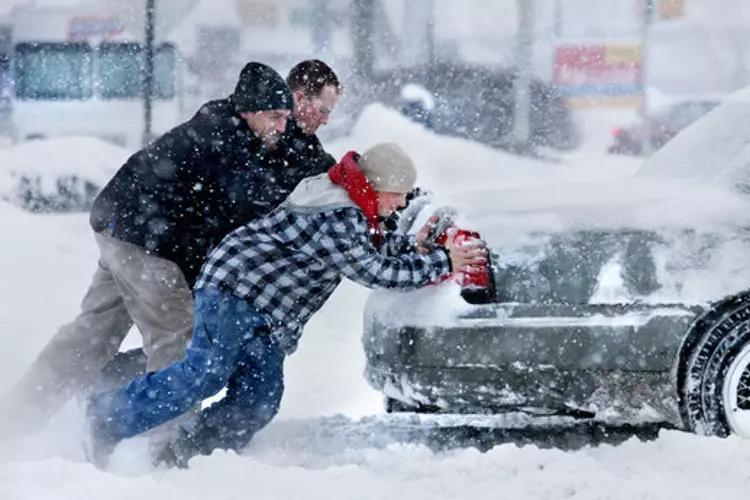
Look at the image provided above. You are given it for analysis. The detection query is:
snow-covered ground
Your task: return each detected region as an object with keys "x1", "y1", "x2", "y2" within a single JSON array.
[{"x1": 2, "y1": 106, "x2": 750, "y2": 499}]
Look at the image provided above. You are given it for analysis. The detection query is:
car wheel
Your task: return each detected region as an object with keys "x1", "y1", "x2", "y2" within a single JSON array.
[
  {"x1": 680, "y1": 299, "x2": 750, "y2": 437},
  {"x1": 723, "y1": 341, "x2": 750, "y2": 437},
  {"x1": 384, "y1": 397, "x2": 415, "y2": 413}
]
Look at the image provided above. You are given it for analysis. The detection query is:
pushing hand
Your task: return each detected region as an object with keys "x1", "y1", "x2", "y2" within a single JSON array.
[{"x1": 444, "y1": 230, "x2": 488, "y2": 272}]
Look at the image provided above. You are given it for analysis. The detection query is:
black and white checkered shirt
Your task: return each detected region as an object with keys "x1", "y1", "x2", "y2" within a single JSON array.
[{"x1": 195, "y1": 175, "x2": 452, "y2": 353}]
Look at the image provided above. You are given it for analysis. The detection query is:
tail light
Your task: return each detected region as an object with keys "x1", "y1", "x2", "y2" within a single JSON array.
[
  {"x1": 423, "y1": 207, "x2": 494, "y2": 302},
  {"x1": 434, "y1": 229, "x2": 491, "y2": 291}
]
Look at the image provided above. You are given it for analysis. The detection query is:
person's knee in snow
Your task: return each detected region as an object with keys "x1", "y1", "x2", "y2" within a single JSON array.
[{"x1": 154, "y1": 369, "x2": 285, "y2": 467}]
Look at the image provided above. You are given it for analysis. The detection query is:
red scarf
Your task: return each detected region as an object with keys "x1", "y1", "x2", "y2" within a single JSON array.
[{"x1": 328, "y1": 150, "x2": 383, "y2": 247}]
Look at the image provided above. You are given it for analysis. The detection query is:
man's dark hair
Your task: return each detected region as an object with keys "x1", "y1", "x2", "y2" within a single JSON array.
[{"x1": 286, "y1": 59, "x2": 341, "y2": 97}]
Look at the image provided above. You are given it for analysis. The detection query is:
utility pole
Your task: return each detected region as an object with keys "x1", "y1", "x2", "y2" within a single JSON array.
[
  {"x1": 351, "y1": 0, "x2": 376, "y2": 81},
  {"x1": 511, "y1": 0, "x2": 534, "y2": 150},
  {"x1": 401, "y1": 0, "x2": 435, "y2": 67},
  {"x1": 311, "y1": 0, "x2": 332, "y2": 56},
  {"x1": 640, "y1": 0, "x2": 653, "y2": 156},
  {"x1": 553, "y1": 0, "x2": 563, "y2": 38},
  {"x1": 143, "y1": 0, "x2": 155, "y2": 147}
]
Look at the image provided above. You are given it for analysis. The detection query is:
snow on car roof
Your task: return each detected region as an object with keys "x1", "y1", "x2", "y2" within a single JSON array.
[{"x1": 636, "y1": 84, "x2": 750, "y2": 189}]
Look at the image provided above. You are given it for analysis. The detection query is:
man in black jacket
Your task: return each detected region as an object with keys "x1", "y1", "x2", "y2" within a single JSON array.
[
  {"x1": 265, "y1": 58, "x2": 341, "y2": 185},
  {"x1": 0, "y1": 60, "x2": 341, "y2": 440}
]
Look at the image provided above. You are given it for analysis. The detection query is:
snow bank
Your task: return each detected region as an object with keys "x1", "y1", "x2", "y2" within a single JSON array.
[
  {"x1": 325, "y1": 104, "x2": 640, "y2": 196},
  {"x1": 0, "y1": 137, "x2": 130, "y2": 213}
]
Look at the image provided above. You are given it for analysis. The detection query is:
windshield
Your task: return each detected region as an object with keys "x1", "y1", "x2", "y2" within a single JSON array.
[
  {"x1": 98, "y1": 42, "x2": 177, "y2": 100},
  {"x1": 14, "y1": 42, "x2": 93, "y2": 100}
]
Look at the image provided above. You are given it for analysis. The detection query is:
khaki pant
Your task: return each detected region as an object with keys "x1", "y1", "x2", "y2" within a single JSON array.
[{"x1": 1, "y1": 232, "x2": 194, "y2": 442}]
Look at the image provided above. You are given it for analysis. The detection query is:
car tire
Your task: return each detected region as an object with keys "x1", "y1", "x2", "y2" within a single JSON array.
[
  {"x1": 384, "y1": 397, "x2": 415, "y2": 413},
  {"x1": 679, "y1": 296, "x2": 750, "y2": 438}
]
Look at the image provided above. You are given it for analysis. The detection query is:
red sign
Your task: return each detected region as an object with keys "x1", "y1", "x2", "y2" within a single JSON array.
[{"x1": 553, "y1": 43, "x2": 642, "y2": 98}]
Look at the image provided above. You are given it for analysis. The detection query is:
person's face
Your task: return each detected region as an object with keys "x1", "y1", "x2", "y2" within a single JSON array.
[
  {"x1": 376, "y1": 191, "x2": 408, "y2": 218},
  {"x1": 240, "y1": 109, "x2": 292, "y2": 148},
  {"x1": 293, "y1": 84, "x2": 340, "y2": 135}
]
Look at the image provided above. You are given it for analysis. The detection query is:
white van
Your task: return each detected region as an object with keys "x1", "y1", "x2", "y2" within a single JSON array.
[{"x1": 4, "y1": 4, "x2": 185, "y2": 150}]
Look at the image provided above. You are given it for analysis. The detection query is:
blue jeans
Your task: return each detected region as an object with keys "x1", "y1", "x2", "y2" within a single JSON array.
[{"x1": 88, "y1": 287, "x2": 285, "y2": 452}]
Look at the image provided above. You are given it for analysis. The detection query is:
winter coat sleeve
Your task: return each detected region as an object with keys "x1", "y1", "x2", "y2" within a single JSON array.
[
  {"x1": 381, "y1": 231, "x2": 417, "y2": 257},
  {"x1": 312, "y1": 208, "x2": 452, "y2": 290}
]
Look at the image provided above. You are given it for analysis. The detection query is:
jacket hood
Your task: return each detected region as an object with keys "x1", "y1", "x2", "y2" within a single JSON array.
[{"x1": 283, "y1": 173, "x2": 359, "y2": 213}]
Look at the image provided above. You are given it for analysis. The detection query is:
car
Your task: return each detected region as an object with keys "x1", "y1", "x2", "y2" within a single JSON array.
[
  {"x1": 363, "y1": 86, "x2": 750, "y2": 439},
  {"x1": 608, "y1": 98, "x2": 721, "y2": 155}
]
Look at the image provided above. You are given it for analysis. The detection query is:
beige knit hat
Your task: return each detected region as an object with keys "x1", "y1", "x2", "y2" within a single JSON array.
[{"x1": 358, "y1": 143, "x2": 417, "y2": 194}]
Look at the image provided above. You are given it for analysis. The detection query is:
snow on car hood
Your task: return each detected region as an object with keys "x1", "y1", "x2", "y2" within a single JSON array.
[{"x1": 437, "y1": 175, "x2": 747, "y2": 244}]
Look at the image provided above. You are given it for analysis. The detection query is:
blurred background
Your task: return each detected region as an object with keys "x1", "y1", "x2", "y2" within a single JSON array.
[{"x1": 0, "y1": 0, "x2": 747, "y2": 158}]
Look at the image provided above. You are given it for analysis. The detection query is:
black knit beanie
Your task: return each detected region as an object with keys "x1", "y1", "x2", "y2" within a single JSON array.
[{"x1": 232, "y1": 62, "x2": 293, "y2": 114}]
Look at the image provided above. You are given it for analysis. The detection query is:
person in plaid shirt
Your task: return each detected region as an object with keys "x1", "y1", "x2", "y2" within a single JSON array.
[{"x1": 85, "y1": 143, "x2": 488, "y2": 468}]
